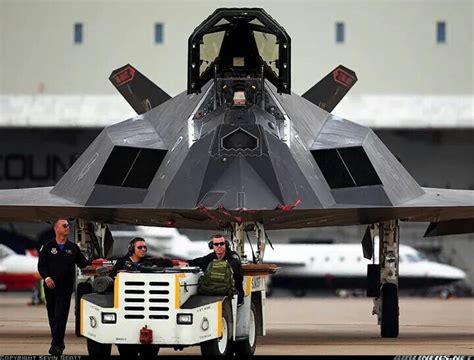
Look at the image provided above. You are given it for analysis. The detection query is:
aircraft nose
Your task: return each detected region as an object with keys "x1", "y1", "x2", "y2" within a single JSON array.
[
  {"x1": 164, "y1": 119, "x2": 324, "y2": 210},
  {"x1": 433, "y1": 263, "x2": 466, "y2": 281},
  {"x1": 449, "y1": 267, "x2": 467, "y2": 281}
]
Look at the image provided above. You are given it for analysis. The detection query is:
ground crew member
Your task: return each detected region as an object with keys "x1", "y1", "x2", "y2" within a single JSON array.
[
  {"x1": 37, "y1": 219, "x2": 89, "y2": 356},
  {"x1": 182, "y1": 234, "x2": 244, "y2": 305},
  {"x1": 110, "y1": 237, "x2": 172, "y2": 278}
]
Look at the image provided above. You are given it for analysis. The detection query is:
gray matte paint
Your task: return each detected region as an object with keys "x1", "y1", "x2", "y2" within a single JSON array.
[{"x1": 0, "y1": 10, "x2": 473, "y2": 234}]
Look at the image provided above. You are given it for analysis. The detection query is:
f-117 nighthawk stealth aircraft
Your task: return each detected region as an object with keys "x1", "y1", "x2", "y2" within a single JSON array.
[{"x1": 0, "y1": 8, "x2": 473, "y2": 339}]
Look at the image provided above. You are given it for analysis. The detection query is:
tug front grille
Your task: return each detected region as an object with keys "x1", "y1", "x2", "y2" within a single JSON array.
[{"x1": 122, "y1": 277, "x2": 173, "y2": 320}]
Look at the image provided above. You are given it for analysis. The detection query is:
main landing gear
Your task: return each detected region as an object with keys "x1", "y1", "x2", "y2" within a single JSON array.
[{"x1": 365, "y1": 220, "x2": 400, "y2": 338}]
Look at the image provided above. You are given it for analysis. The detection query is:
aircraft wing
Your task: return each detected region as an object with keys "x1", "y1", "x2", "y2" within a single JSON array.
[
  {"x1": 0, "y1": 186, "x2": 473, "y2": 236},
  {"x1": 261, "y1": 188, "x2": 474, "y2": 232}
]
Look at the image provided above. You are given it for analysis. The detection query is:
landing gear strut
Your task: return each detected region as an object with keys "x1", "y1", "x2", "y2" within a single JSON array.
[
  {"x1": 371, "y1": 220, "x2": 400, "y2": 338},
  {"x1": 73, "y1": 220, "x2": 113, "y2": 337},
  {"x1": 227, "y1": 221, "x2": 268, "y2": 357},
  {"x1": 230, "y1": 222, "x2": 266, "y2": 263}
]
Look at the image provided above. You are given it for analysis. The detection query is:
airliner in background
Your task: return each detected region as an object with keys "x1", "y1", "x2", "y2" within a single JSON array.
[
  {"x1": 262, "y1": 241, "x2": 467, "y2": 297},
  {"x1": 111, "y1": 226, "x2": 467, "y2": 297},
  {"x1": 0, "y1": 244, "x2": 40, "y2": 291}
]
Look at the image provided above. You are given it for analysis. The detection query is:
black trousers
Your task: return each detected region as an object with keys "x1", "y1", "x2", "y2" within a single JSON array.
[{"x1": 44, "y1": 284, "x2": 73, "y2": 347}]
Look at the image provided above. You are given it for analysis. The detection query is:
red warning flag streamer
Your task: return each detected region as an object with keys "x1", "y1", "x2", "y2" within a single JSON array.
[
  {"x1": 277, "y1": 199, "x2": 302, "y2": 211},
  {"x1": 218, "y1": 205, "x2": 243, "y2": 224},
  {"x1": 165, "y1": 219, "x2": 176, "y2": 226},
  {"x1": 239, "y1": 208, "x2": 258, "y2": 215},
  {"x1": 197, "y1": 205, "x2": 220, "y2": 226}
]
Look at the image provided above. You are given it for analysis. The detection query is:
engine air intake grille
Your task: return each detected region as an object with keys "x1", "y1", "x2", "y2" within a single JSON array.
[
  {"x1": 96, "y1": 146, "x2": 166, "y2": 189},
  {"x1": 311, "y1": 146, "x2": 382, "y2": 189}
]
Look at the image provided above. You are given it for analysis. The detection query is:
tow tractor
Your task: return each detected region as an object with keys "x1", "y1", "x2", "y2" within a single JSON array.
[{"x1": 74, "y1": 220, "x2": 277, "y2": 357}]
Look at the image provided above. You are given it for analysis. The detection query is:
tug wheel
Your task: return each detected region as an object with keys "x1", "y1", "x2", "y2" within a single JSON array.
[
  {"x1": 200, "y1": 300, "x2": 232, "y2": 357},
  {"x1": 87, "y1": 338, "x2": 111, "y2": 357},
  {"x1": 139, "y1": 344, "x2": 160, "y2": 358},
  {"x1": 231, "y1": 301, "x2": 257, "y2": 357},
  {"x1": 117, "y1": 344, "x2": 138, "y2": 359},
  {"x1": 75, "y1": 282, "x2": 92, "y2": 337}
]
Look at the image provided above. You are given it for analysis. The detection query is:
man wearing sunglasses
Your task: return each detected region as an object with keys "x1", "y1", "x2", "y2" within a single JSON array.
[
  {"x1": 38, "y1": 219, "x2": 90, "y2": 356},
  {"x1": 185, "y1": 234, "x2": 244, "y2": 305},
  {"x1": 110, "y1": 237, "x2": 172, "y2": 278}
]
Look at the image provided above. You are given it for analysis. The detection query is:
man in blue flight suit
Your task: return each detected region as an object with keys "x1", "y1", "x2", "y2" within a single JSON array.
[{"x1": 37, "y1": 219, "x2": 90, "y2": 356}]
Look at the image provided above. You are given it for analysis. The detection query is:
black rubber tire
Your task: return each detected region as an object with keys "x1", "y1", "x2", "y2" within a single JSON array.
[
  {"x1": 231, "y1": 301, "x2": 257, "y2": 357},
  {"x1": 87, "y1": 338, "x2": 112, "y2": 357},
  {"x1": 381, "y1": 283, "x2": 399, "y2": 338},
  {"x1": 75, "y1": 282, "x2": 92, "y2": 337},
  {"x1": 117, "y1": 344, "x2": 139, "y2": 359},
  {"x1": 200, "y1": 300, "x2": 232, "y2": 357},
  {"x1": 292, "y1": 288, "x2": 307, "y2": 297}
]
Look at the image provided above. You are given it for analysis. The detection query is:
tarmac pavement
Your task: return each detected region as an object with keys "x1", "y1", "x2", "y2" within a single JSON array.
[{"x1": 0, "y1": 293, "x2": 472, "y2": 355}]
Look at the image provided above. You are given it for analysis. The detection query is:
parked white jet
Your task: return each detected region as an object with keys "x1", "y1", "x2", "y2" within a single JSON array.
[
  {"x1": 111, "y1": 226, "x2": 466, "y2": 296},
  {"x1": 262, "y1": 240, "x2": 466, "y2": 296},
  {"x1": 0, "y1": 244, "x2": 40, "y2": 291}
]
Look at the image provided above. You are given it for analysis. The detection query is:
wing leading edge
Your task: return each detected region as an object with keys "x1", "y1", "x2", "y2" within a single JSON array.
[{"x1": 0, "y1": 187, "x2": 472, "y2": 235}]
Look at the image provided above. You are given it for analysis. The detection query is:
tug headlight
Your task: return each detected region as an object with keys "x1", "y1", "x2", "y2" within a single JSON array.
[
  {"x1": 177, "y1": 313, "x2": 193, "y2": 325},
  {"x1": 101, "y1": 312, "x2": 117, "y2": 324}
]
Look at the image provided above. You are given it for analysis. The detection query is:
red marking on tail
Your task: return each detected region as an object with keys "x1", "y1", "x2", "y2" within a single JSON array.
[
  {"x1": 333, "y1": 68, "x2": 355, "y2": 87},
  {"x1": 112, "y1": 66, "x2": 136, "y2": 86}
]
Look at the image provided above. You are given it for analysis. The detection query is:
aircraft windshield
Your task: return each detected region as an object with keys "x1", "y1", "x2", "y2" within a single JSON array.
[
  {"x1": 253, "y1": 31, "x2": 279, "y2": 76},
  {"x1": 215, "y1": 18, "x2": 230, "y2": 26},
  {"x1": 405, "y1": 253, "x2": 426, "y2": 263},
  {"x1": 188, "y1": 8, "x2": 291, "y2": 94},
  {"x1": 249, "y1": 18, "x2": 265, "y2": 26},
  {"x1": 0, "y1": 245, "x2": 15, "y2": 259},
  {"x1": 200, "y1": 31, "x2": 226, "y2": 76}
]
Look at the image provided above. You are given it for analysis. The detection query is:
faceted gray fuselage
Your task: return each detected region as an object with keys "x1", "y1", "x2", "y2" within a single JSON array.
[{"x1": 0, "y1": 8, "x2": 472, "y2": 233}]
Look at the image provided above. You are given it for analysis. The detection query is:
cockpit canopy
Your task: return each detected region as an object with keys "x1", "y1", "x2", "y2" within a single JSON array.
[{"x1": 187, "y1": 8, "x2": 291, "y2": 94}]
